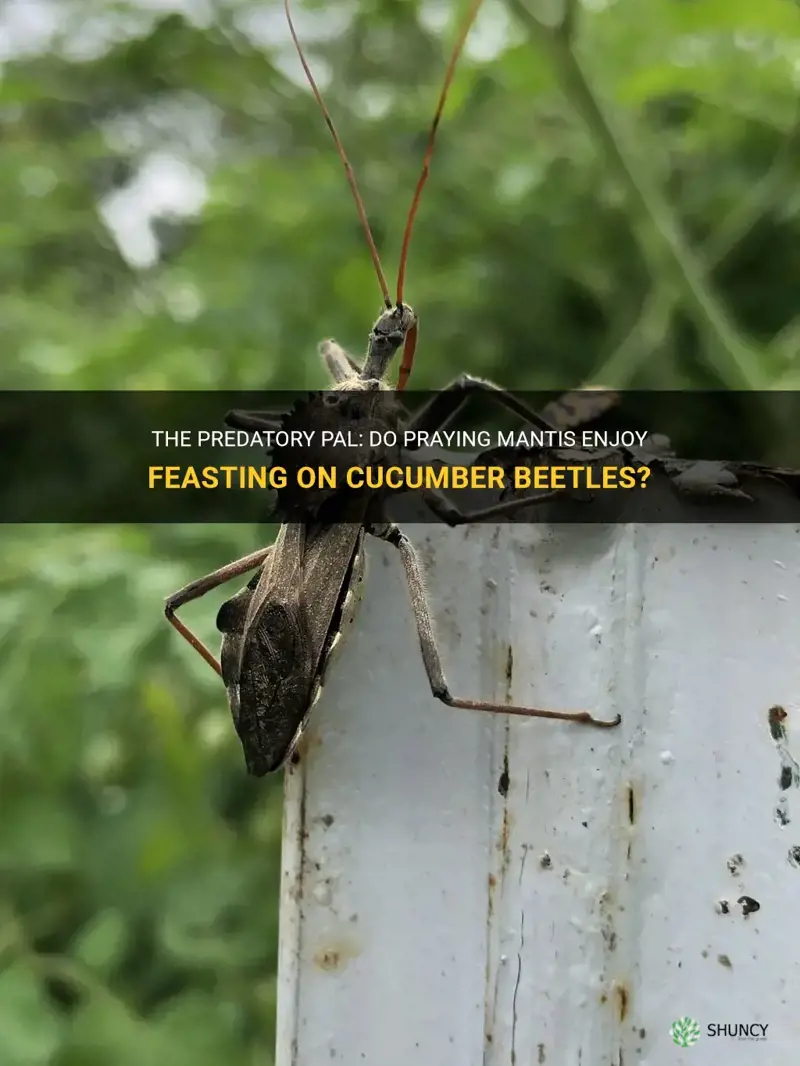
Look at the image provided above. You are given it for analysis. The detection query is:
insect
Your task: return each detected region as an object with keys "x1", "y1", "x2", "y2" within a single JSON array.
[{"x1": 164, "y1": 0, "x2": 621, "y2": 776}]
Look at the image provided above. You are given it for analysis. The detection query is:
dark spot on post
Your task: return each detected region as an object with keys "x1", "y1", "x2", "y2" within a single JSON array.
[
  {"x1": 321, "y1": 814, "x2": 335, "y2": 828},
  {"x1": 599, "y1": 892, "x2": 617, "y2": 952},
  {"x1": 540, "y1": 852, "x2": 552, "y2": 870},
  {"x1": 717, "y1": 954, "x2": 732, "y2": 968},
  {"x1": 780, "y1": 765, "x2": 793, "y2": 791},
  {"x1": 316, "y1": 949, "x2": 340, "y2": 970},
  {"x1": 627, "y1": 786, "x2": 635, "y2": 825},
  {"x1": 538, "y1": 1043, "x2": 546, "y2": 1063},
  {"x1": 505, "y1": 644, "x2": 514, "y2": 702},
  {"x1": 605, "y1": 921, "x2": 618, "y2": 955},
  {"x1": 289, "y1": 751, "x2": 310, "y2": 902},
  {"x1": 737, "y1": 895, "x2": 760, "y2": 916},
  {"x1": 498, "y1": 753, "x2": 510, "y2": 798},
  {"x1": 788, "y1": 846, "x2": 800, "y2": 868},
  {"x1": 775, "y1": 803, "x2": 790, "y2": 827},
  {"x1": 768, "y1": 705, "x2": 788, "y2": 742},
  {"x1": 726, "y1": 853, "x2": 744, "y2": 876},
  {"x1": 500, "y1": 806, "x2": 511, "y2": 870},
  {"x1": 313, "y1": 936, "x2": 361, "y2": 973},
  {"x1": 638, "y1": 1028, "x2": 646, "y2": 1039},
  {"x1": 291, "y1": 751, "x2": 302, "y2": 766},
  {"x1": 717, "y1": 899, "x2": 730, "y2": 914},
  {"x1": 615, "y1": 983, "x2": 629, "y2": 1022}
]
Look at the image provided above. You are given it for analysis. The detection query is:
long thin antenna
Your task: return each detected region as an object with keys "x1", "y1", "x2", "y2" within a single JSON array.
[
  {"x1": 284, "y1": 0, "x2": 392, "y2": 309},
  {"x1": 395, "y1": 0, "x2": 485, "y2": 388}
]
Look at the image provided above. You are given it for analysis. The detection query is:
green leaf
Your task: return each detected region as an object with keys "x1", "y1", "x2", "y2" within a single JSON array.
[
  {"x1": 0, "y1": 963, "x2": 62, "y2": 1065},
  {"x1": 71, "y1": 909, "x2": 129, "y2": 975},
  {"x1": 62, "y1": 998, "x2": 152, "y2": 1066},
  {"x1": 0, "y1": 799, "x2": 77, "y2": 873}
]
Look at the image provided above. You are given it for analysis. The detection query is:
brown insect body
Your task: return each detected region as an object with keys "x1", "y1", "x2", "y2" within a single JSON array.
[{"x1": 217, "y1": 521, "x2": 367, "y2": 775}]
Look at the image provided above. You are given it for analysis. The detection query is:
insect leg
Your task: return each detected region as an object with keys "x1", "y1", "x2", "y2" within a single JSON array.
[
  {"x1": 419, "y1": 486, "x2": 572, "y2": 525},
  {"x1": 406, "y1": 381, "x2": 618, "y2": 437},
  {"x1": 225, "y1": 410, "x2": 284, "y2": 432},
  {"x1": 405, "y1": 374, "x2": 557, "y2": 435},
  {"x1": 539, "y1": 388, "x2": 620, "y2": 429},
  {"x1": 164, "y1": 545, "x2": 274, "y2": 677},
  {"x1": 319, "y1": 339, "x2": 361, "y2": 382},
  {"x1": 371, "y1": 522, "x2": 620, "y2": 728}
]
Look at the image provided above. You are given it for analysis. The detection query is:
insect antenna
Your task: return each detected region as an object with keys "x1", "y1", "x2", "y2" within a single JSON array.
[
  {"x1": 284, "y1": 0, "x2": 391, "y2": 310},
  {"x1": 395, "y1": 0, "x2": 485, "y2": 391}
]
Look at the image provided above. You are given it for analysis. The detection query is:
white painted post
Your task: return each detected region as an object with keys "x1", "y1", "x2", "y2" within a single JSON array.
[{"x1": 276, "y1": 522, "x2": 800, "y2": 1065}]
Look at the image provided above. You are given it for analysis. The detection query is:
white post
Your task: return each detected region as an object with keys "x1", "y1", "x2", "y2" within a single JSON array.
[{"x1": 276, "y1": 523, "x2": 800, "y2": 1065}]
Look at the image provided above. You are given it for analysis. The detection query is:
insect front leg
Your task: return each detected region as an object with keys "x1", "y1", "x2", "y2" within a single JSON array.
[
  {"x1": 405, "y1": 373, "x2": 558, "y2": 435},
  {"x1": 164, "y1": 546, "x2": 274, "y2": 676},
  {"x1": 405, "y1": 379, "x2": 618, "y2": 442},
  {"x1": 419, "y1": 485, "x2": 570, "y2": 525},
  {"x1": 225, "y1": 410, "x2": 284, "y2": 432},
  {"x1": 319, "y1": 339, "x2": 361, "y2": 382},
  {"x1": 369, "y1": 522, "x2": 620, "y2": 728}
]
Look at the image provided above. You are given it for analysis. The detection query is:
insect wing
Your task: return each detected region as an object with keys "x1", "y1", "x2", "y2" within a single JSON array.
[
  {"x1": 217, "y1": 521, "x2": 365, "y2": 775},
  {"x1": 298, "y1": 521, "x2": 366, "y2": 657}
]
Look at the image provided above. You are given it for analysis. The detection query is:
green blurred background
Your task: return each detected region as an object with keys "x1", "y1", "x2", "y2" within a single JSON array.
[{"x1": 1, "y1": 0, "x2": 798, "y2": 1062}]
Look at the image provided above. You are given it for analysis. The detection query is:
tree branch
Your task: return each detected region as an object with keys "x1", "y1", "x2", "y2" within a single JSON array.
[
  {"x1": 588, "y1": 115, "x2": 800, "y2": 387},
  {"x1": 504, "y1": 0, "x2": 768, "y2": 389},
  {"x1": 559, "y1": 0, "x2": 579, "y2": 43}
]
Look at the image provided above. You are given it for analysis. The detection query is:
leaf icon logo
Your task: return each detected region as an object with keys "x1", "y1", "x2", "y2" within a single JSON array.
[{"x1": 670, "y1": 1017, "x2": 701, "y2": 1047}]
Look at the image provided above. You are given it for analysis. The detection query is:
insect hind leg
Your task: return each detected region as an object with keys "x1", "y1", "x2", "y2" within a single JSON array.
[
  {"x1": 164, "y1": 546, "x2": 274, "y2": 676},
  {"x1": 369, "y1": 522, "x2": 620, "y2": 728}
]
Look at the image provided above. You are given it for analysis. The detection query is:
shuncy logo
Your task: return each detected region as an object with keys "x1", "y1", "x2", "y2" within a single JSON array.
[{"x1": 670, "y1": 1018, "x2": 701, "y2": 1047}]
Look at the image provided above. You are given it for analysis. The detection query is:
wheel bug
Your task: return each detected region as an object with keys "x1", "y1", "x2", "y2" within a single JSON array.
[{"x1": 164, "y1": 0, "x2": 621, "y2": 776}]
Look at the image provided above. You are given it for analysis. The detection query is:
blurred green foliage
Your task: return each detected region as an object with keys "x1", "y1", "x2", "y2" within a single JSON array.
[{"x1": 1, "y1": 0, "x2": 798, "y2": 1061}]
